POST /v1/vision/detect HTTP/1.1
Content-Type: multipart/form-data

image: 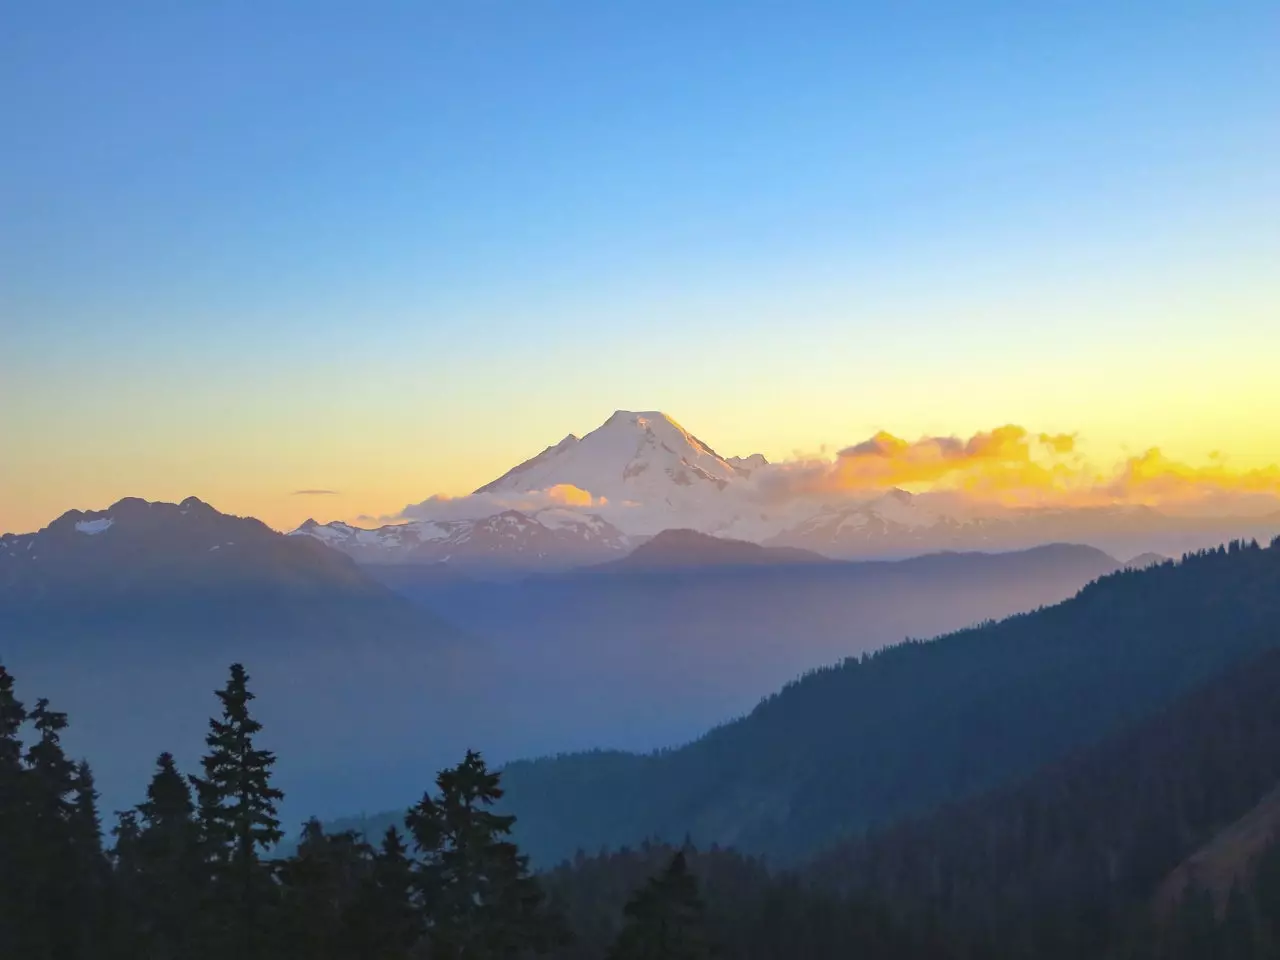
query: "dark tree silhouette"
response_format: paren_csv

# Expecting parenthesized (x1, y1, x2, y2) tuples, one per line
(130, 751, 205, 959)
(406, 749, 568, 958)
(0, 665, 29, 956)
(343, 825, 420, 960)
(189, 662, 284, 958)
(607, 850, 713, 960)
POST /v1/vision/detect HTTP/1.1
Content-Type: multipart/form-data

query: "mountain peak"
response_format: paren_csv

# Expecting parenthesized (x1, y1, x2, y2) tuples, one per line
(605, 409, 674, 425)
(471, 411, 747, 537)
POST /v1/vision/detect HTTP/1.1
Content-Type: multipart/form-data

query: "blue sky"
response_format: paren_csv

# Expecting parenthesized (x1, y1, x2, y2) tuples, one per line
(2, 1, 1278, 531)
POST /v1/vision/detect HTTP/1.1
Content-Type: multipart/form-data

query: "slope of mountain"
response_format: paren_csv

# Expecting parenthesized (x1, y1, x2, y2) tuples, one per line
(1153, 784, 1280, 919)
(589, 528, 828, 572)
(344, 537, 1280, 867)
(290, 508, 630, 572)
(807, 640, 1280, 958)
(541, 624, 1280, 960)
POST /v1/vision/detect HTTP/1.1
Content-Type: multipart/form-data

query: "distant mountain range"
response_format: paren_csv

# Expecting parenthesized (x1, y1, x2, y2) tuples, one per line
(0, 492, 1135, 823)
(289, 410, 1280, 573)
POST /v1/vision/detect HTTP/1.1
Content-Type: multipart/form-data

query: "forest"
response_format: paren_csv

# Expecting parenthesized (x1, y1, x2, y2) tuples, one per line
(5, 642, 1280, 958)
(5, 542, 1280, 958)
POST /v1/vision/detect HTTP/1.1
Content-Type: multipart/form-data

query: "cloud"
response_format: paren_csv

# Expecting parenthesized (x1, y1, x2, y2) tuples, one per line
(395, 484, 607, 523)
(757, 425, 1076, 500)
(363, 426, 1280, 529)
(1104, 448, 1280, 513)
(1038, 432, 1077, 455)
(293, 489, 340, 496)
(752, 425, 1280, 514)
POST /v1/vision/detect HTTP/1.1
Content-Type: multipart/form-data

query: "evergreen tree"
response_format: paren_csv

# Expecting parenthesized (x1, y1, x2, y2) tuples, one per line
(606, 850, 714, 960)
(24, 696, 81, 958)
(343, 825, 421, 960)
(71, 760, 112, 959)
(406, 749, 567, 959)
(135, 751, 204, 959)
(0, 665, 29, 956)
(276, 818, 377, 960)
(110, 809, 147, 960)
(188, 663, 284, 958)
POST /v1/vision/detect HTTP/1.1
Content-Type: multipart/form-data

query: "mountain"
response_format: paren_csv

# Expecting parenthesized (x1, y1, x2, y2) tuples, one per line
(0, 496, 477, 821)
(290, 412, 1280, 571)
(339, 537, 1280, 867)
(590, 528, 828, 572)
(474, 410, 771, 537)
(290, 508, 630, 573)
(1, 495, 386, 603)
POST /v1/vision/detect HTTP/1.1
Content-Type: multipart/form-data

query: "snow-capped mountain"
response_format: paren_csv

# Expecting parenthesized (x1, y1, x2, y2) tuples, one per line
(290, 508, 631, 572)
(287, 410, 1280, 571)
(475, 410, 770, 537)
(290, 411, 779, 570)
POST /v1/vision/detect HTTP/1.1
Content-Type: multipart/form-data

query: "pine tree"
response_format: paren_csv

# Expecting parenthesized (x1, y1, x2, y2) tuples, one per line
(607, 850, 714, 960)
(276, 818, 378, 960)
(24, 696, 82, 958)
(110, 809, 146, 960)
(70, 760, 112, 959)
(188, 663, 284, 959)
(0, 665, 30, 957)
(343, 826, 421, 959)
(406, 749, 567, 959)
(135, 751, 204, 959)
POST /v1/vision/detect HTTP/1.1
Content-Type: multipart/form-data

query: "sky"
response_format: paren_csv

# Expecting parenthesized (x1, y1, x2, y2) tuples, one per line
(2, 1, 1278, 533)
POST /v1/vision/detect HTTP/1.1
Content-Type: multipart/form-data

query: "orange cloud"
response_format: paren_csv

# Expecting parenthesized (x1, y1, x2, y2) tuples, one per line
(393, 484, 607, 523)
(761, 426, 1079, 498)
(755, 426, 1280, 514)
(544, 483, 600, 507)
(1105, 448, 1280, 512)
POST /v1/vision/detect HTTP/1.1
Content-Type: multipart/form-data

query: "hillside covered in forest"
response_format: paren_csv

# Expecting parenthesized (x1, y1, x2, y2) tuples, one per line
(342, 537, 1280, 866)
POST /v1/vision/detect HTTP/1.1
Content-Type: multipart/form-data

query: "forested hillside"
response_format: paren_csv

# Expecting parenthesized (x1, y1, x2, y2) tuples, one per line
(449, 537, 1280, 865)
(539, 638, 1280, 959)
